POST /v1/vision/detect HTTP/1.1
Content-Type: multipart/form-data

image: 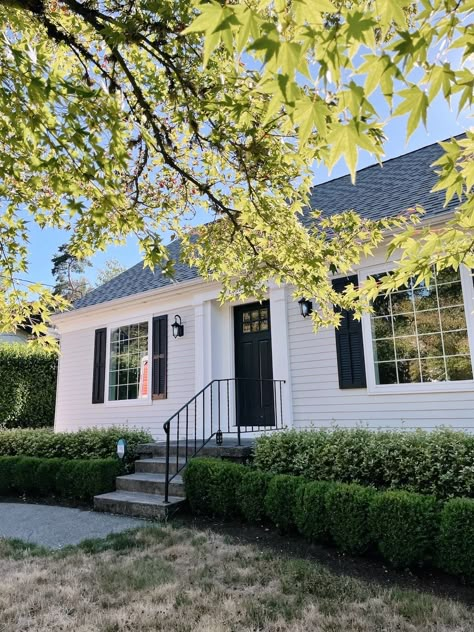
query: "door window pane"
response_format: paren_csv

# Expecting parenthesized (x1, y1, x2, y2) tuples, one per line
(241, 306, 270, 334)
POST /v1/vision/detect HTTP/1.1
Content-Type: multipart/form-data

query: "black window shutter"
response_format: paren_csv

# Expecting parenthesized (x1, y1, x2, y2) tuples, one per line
(92, 328, 107, 404)
(152, 315, 168, 399)
(332, 275, 367, 389)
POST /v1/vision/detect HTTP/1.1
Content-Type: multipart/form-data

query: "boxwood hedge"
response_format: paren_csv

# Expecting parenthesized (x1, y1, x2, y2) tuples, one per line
(0, 456, 121, 502)
(236, 468, 272, 523)
(184, 457, 474, 583)
(370, 490, 440, 567)
(438, 497, 474, 582)
(325, 483, 376, 554)
(293, 480, 333, 543)
(264, 474, 304, 533)
(183, 457, 244, 518)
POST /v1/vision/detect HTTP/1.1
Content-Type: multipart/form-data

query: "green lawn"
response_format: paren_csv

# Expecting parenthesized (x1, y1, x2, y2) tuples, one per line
(0, 525, 472, 631)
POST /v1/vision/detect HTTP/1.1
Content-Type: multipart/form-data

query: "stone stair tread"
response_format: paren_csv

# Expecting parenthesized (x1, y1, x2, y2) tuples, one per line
(95, 491, 184, 506)
(138, 457, 187, 465)
(118, 472, 184, 484)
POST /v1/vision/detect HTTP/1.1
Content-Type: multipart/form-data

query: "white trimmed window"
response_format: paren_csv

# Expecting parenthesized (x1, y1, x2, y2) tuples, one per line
(108, 321, 149, 401)
(370, 267, 473, 385)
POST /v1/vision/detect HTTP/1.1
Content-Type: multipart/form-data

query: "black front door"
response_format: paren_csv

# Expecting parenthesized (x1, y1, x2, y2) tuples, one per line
(234, 301, 275, 427)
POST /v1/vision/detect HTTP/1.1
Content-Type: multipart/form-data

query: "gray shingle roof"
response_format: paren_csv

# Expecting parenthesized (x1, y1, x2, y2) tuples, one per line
(73, 239, 198, 309)
(74, 138, 459, 311)
(304, 137, 459, 225)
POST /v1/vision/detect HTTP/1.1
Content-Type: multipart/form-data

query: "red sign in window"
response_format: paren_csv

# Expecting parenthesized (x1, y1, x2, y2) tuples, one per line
(139, 357, 149, 398)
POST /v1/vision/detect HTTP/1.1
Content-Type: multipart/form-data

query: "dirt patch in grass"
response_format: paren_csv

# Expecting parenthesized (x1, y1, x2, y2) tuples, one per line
(1, 524, 473, 632)
(177, 512, 474, 607)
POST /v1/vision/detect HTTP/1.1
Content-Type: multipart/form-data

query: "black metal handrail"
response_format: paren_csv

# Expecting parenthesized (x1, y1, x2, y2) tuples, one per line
(162, 378, 285, 502)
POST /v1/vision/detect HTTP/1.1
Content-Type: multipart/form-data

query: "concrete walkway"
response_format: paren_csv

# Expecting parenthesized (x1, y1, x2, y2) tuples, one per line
(0, 503, 146, 549)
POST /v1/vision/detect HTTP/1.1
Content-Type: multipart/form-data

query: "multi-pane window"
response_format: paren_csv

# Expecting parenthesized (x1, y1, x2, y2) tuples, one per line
(242, 307, 269, 333)
(108, 322, 149, 401)
(371, 268, 473, 385)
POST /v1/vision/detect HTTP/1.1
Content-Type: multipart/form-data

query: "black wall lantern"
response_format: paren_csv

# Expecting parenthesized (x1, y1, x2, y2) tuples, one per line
(216, 430, 223, 446)
(298, 298, 313, 318)
(171, 314, 184, 338)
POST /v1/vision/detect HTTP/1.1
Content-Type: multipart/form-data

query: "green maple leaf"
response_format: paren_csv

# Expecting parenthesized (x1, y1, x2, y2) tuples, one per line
(393, 85, 429, 139)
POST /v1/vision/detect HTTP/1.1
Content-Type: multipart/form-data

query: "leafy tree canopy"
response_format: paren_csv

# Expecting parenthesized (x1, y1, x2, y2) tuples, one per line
(50, 245, 126, 302)
(0, 0, 472, 344)
(95, 257, 127, 286)
(51, 243, 92, 301)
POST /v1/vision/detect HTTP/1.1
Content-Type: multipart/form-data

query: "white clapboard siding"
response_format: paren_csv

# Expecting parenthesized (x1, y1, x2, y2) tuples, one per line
(287, 297, 474, 431)
(55, 304, 195, 440)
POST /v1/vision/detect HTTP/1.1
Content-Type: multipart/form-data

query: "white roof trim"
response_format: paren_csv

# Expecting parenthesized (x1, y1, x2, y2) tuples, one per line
(51, 276, 210, 324)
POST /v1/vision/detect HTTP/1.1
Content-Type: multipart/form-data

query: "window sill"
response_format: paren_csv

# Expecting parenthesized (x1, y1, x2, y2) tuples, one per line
(367, 380, 474, 395)
(105, 398, 153, 407)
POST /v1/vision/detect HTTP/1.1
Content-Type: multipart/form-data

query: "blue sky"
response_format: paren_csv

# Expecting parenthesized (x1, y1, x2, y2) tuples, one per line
(25, 93, 470, 287)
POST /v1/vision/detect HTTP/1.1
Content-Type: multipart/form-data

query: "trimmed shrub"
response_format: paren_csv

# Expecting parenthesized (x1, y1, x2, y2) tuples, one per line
(0, 456, 20, 495)
(370, 490, 439, 568)
(183, 457, 244, 518)
(12, 457, 47, 496)
(264, 474, 305, 533)
(254, 428, 474, 499)
(56, 459, 122, 501)
(236, 469, 272, 523)
(183, 457, 213, 514)
(438, 498, 474, 582)
(325, 483, 375, 554)
(182, 458, 474, 582)
(0, 456, 120, 502)
(294, 480, 334, 543)
(0, 343, 58, 428)
(0, 427, 152, 468)
(37, 458, 65, 497)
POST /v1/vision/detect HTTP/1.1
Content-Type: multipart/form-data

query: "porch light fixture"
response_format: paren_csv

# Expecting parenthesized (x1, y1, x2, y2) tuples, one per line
(171, 314, 184, 338)
(298, 298, 313, 318)
(216, 430, 223, 446)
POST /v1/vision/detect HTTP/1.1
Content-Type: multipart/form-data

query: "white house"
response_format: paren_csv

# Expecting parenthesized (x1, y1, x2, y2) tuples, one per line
(53, 138, 474, 441)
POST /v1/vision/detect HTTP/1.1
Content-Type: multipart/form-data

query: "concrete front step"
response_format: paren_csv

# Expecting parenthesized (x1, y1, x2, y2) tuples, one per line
(137, 442, 201, 458)
(94, 491, 185, 519)
(116, 472, 185, 497)
(135, 457, 187, 475)
(137, 439, 254, 460)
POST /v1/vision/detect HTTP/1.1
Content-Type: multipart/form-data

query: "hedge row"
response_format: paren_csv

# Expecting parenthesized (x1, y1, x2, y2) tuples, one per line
(0, 343, 58, 428)
(0, 427, 152, 467)
(184, 458, 474, 583)
(253, 428, 474, 499)
(0, 456, 121, 502)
